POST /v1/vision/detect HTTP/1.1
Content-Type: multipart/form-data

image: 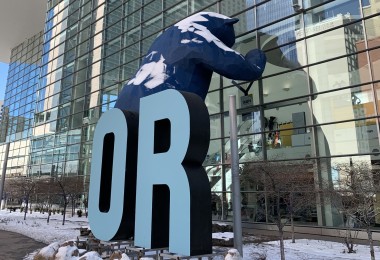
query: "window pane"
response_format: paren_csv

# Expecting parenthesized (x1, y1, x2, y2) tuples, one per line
(304, 0, 361, 31)
(143, 0, 162, 22)
(305, 21, 364, 64)
(312, 85, 375, 125)
(369, 48, 380, 81)
(164, 3, 187, 27)
(316, 119, 380, 156)
(309, 53, 370, 93)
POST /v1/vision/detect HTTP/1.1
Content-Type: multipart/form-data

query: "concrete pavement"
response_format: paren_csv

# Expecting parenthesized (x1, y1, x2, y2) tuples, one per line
(0, 230, 46, 259)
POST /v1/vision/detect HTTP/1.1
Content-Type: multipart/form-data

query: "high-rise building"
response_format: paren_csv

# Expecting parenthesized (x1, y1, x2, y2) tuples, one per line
(0, 0, 379, 232)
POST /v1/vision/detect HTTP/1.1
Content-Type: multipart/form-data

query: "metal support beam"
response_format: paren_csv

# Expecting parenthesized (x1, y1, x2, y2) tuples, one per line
(229, 95, 243, 256)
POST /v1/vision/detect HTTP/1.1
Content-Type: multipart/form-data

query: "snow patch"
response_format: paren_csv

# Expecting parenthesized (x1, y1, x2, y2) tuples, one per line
(38, 242, 60, 259)
(1, 210, 380, 260)
(146, 51, 157, 61)
(79, 251, 103, 260)
(174, 12, 240, 54)
(181, 38, 203, 44)
(121, 253, 131, 260)
(225, 248, 242, 260)
(127, 52, 168, 89)
(55, 245, 79, 260)
(212, 232, 234, 241)
(207, 12, 234, 20)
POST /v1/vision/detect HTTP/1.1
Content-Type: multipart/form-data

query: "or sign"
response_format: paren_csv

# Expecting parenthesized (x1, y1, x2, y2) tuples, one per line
(88, 90, 212, 256)
(89, 11, 267, 257)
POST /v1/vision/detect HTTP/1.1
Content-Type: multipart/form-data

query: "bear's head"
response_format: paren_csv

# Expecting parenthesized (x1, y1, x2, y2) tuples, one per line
(175, 12, 239, 48)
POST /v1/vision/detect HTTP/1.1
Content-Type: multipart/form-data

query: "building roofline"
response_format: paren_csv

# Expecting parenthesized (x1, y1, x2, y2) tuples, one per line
(0, 0, 46, 63)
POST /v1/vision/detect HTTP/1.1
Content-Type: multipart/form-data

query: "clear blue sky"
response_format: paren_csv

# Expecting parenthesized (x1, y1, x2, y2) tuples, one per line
(0, 62, 9, 101)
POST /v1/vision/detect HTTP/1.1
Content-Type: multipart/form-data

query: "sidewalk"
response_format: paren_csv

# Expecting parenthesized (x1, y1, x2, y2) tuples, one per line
(0, 230, 46, 259)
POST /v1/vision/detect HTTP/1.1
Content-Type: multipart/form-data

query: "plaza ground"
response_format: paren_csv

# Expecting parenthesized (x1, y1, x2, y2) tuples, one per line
(1, 209, 380, 259)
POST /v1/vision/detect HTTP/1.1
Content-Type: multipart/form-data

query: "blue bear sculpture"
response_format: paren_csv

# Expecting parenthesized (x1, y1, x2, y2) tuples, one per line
(115, 12, 266, 112)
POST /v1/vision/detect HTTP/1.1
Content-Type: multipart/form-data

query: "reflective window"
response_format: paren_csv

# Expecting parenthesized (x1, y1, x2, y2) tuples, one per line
(264, 102, 313, 160)
(257, 0, 296, 28)
(164, 3, 187, 27)
(3, 0, 380, 229)
(375, 83, 380, 114)
(143, 0, 162, 22)
(210, 114, 222, 139)
(125, 11, 141, 30)
(125, 0, 142, 14)
(205, 139, 223, 166)
(205, 90, 220, 115)
(224, 107, 262, 138)
(304, 0, 361, 31)
(312, 85, 376, 125)
(222, 83, 259, 111)
(369, 48, 380, 81)
(189, 0, 214, 14)
(234, 9, 256, 36)
(305, 21, 364, 64)
(316, 119, 380, 156)
(309, 53, 370, 93)
(263, 69, 309, 103)
(240, 159, 317, 223)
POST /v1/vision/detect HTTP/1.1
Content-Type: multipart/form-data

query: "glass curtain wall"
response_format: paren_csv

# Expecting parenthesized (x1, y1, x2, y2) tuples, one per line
(29, 0, 219, 178)
(30, 0, 105, 177)
(2, 0, 378, 228)
(209, 0, 380, 228)
(0, 32, 43, 178)
(30, 0, 220, 179)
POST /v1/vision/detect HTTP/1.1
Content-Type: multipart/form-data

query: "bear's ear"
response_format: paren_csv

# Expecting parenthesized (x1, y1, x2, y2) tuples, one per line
(224, 18, 239, 25)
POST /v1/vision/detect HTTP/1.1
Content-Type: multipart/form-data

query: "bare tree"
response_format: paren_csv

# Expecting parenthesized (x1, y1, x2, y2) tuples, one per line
(55, 175, 85, 225)
(34, 177, 60, 223)
(283, 170, 316, 243)
(56, 175, 70, 225)
(339, 226, 359, 254)
(7, 177, 36, 220)
(82, 176, 90, 218)
(241, 160, 316, 260)
(67, 176, 85, 217)
(324, 160, 380, 260)
(3, 180, 18, 209)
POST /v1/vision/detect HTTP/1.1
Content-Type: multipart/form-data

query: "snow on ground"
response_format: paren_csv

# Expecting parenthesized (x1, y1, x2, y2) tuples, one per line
(1, 209, 380, 259)
(213, 232, 234, 241)
(244, 239, 380, 260)
(0, 209, 87, 244)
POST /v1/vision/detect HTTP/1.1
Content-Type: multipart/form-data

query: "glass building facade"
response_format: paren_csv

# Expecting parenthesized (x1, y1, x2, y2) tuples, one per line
(0, 32, 43, 177)
(1, 0, 380, 228)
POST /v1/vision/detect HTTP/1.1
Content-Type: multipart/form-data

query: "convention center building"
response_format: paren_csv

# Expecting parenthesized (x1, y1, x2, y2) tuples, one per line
(0, 0, 379, 233)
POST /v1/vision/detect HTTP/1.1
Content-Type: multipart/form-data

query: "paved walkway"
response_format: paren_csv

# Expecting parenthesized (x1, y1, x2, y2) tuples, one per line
(0, 230, 46, 259)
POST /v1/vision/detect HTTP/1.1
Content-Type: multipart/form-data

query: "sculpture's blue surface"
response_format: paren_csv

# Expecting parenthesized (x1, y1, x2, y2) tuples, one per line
(115, 12, 267, 112)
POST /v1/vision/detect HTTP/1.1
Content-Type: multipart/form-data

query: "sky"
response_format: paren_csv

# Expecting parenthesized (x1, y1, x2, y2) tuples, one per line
(0, 62, 9, 101)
